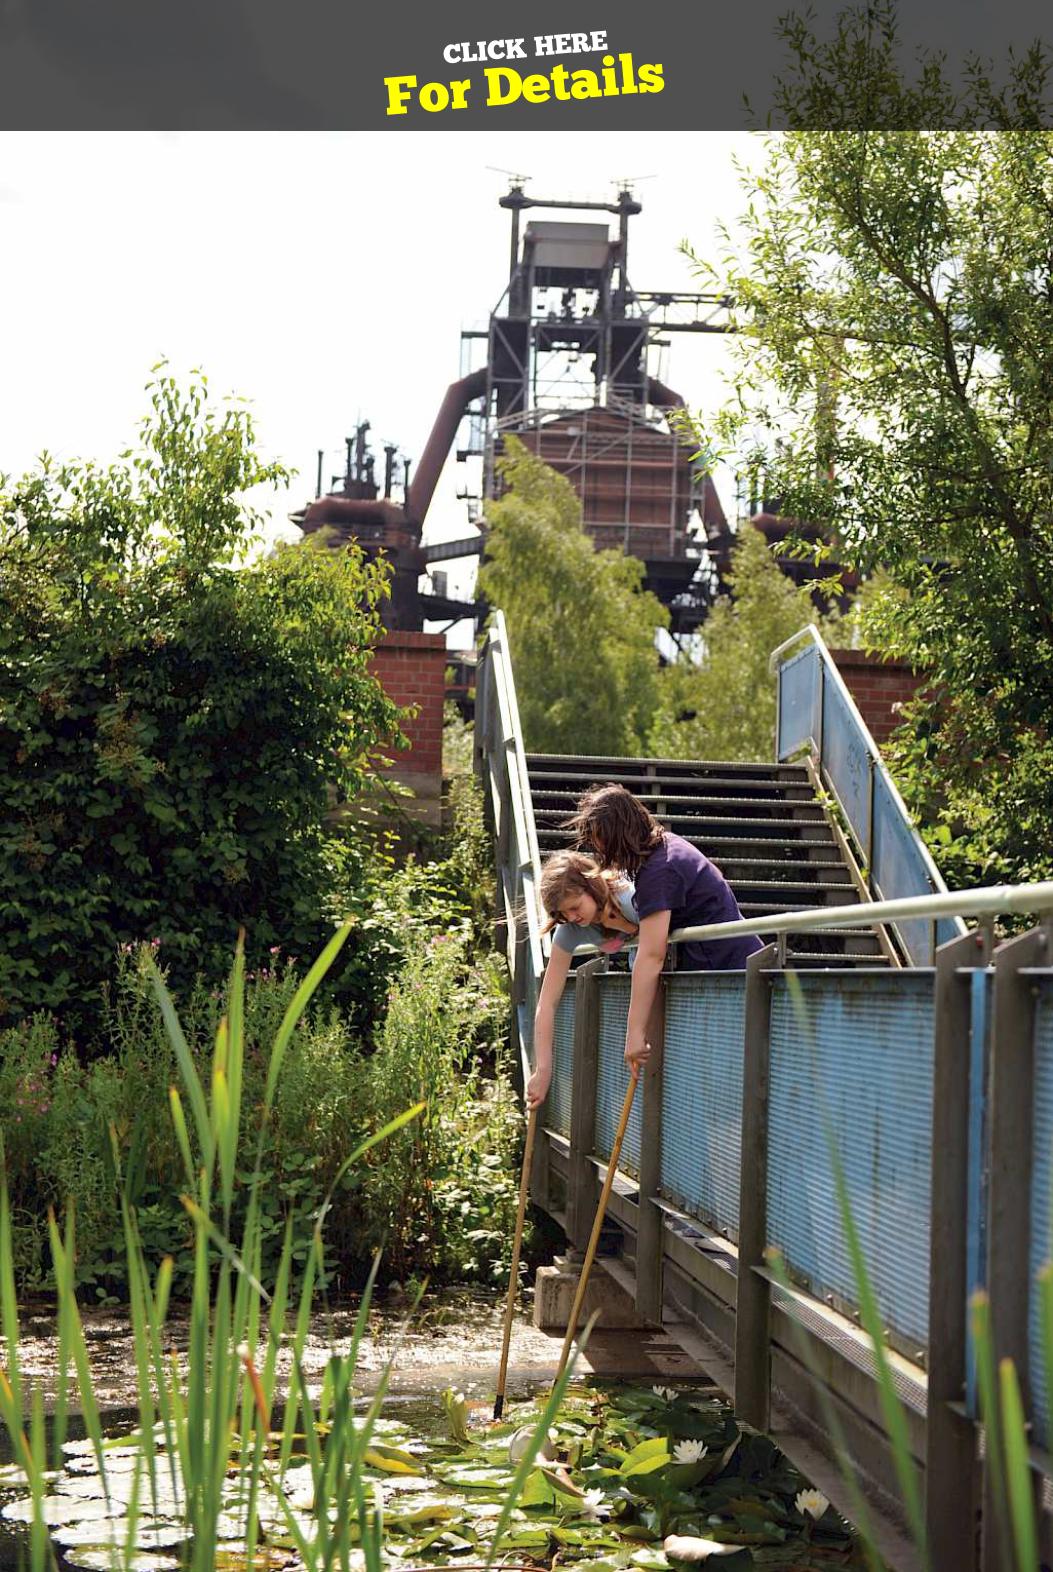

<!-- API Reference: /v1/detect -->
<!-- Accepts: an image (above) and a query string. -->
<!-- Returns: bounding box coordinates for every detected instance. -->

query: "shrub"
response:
[0,370,401,1038]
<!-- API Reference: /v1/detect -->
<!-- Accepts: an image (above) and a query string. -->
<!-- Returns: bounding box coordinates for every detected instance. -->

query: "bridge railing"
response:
[770,624,964,965]
[536,883,1053,1572]
[474,611,545,1081]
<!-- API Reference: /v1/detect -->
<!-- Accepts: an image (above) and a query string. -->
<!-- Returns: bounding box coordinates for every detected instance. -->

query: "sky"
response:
[0,130,760,640]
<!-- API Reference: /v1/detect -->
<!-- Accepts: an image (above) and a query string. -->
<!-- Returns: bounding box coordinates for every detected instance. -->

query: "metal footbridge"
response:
[475,611,1053,1572]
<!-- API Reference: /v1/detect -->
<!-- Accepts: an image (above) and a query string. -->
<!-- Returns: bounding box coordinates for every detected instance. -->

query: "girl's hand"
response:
[624,1029,651,1072]
[526,1061,553,1109]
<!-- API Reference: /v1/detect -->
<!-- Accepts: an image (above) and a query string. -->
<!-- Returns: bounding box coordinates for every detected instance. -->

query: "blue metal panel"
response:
[596,977,642,1176]
[661,974,747,1238]
[1028,976,1053,1444]
[821,675,871,842]
[776,644,818,761]
[965,968,991,1418]
[548,991,575,1139]
[871,770,935,965]
[767,971,935,1353]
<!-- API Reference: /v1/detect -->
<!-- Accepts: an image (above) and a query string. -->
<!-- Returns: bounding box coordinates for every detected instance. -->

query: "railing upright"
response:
[926,928,991,1572]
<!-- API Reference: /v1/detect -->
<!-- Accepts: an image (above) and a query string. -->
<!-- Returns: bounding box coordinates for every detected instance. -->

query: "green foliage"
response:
[696,107,1053,881]
[0,754,514,1297]
[0,370,401,1034]
[649,528,833,763]
[478,438,668,756]
[357,928,515,1282]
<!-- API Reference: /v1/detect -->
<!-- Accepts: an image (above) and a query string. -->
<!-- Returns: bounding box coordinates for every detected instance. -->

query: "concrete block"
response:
[532,1260,650,1331]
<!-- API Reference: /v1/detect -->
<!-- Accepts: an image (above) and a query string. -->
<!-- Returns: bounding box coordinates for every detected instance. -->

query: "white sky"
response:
[0,130,761,641]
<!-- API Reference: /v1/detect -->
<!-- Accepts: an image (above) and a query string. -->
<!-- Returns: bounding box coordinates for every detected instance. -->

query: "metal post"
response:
[635,975,667,1323]
[734,943,778,1430]
[866,755,876,892]
[981,922,1050,1572]
[926,928,990,1572]
[567,959,604,1252]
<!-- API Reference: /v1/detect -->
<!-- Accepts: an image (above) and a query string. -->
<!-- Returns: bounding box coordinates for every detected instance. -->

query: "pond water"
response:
[0,1293,868,1570]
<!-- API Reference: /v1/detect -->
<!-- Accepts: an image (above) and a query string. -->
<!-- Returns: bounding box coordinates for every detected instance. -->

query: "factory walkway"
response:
[474,611,1053,1572]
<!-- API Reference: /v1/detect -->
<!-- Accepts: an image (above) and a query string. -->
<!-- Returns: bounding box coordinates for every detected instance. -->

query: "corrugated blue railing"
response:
[597,978,642,1175]
[767,971,935,1354]
[772,626,965,964]
[1029,975,1053,1444]
[549,992,576,1140]
[661,973,747,1239]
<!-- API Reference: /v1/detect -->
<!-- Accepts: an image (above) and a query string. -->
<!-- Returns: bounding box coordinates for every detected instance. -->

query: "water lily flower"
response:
[507,1426,556,1464]
[651,1384,678,1402]
[795,1487,830,1520]
[672,1438,708,1464]
[580,1487,609,1521]
[663,1533,741,1560]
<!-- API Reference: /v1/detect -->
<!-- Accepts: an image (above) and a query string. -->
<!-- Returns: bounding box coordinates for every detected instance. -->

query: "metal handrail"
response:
[769,623,964,961]
[567,879,1053,957]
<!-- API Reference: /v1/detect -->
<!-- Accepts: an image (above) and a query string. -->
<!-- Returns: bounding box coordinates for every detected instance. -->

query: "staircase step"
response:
[785,952,892,969]
[527,767,810,794]
[538,815,835,841]
[709,857,853,882]
[527,752,809,774]
[532,791,823,817]
[732,882,862,905]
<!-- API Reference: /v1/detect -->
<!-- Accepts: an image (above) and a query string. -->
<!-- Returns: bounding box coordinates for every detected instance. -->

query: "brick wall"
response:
[827,647,926,746]
[369,629,447,778]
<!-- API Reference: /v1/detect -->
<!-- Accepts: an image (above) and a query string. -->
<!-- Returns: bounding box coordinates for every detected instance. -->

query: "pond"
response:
[0,1295,867,1572]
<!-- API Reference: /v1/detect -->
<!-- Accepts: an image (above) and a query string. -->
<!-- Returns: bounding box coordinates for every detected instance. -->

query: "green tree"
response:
[649,526,832,763]
[695,109,1053,881]
[477,437,668,755]
[0,371,401,1032]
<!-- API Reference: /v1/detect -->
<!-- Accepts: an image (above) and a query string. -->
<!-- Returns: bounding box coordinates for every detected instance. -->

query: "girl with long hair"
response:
[564,783,762,1075]
[526,850,638,1109]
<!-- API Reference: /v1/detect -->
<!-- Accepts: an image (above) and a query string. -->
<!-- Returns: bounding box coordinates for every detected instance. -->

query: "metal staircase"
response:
[526,753,895,967]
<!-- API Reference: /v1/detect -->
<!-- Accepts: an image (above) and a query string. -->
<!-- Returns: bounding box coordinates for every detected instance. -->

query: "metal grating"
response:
[1029,975,1053,1443]
[767,971,935,1354]
[596,976,642,1176]
[548,991,576,1138]
[661,973,747,1238]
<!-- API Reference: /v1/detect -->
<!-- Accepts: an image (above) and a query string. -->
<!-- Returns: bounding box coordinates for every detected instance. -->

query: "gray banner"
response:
[0,0,1048,129]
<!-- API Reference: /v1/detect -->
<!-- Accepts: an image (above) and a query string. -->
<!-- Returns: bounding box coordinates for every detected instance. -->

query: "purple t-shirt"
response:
[634,832,763,971]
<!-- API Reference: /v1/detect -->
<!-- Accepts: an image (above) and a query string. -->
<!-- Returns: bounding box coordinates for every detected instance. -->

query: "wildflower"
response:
[651,1384,678,1402]
[672,1438,708,1464]
[269,945,280,955]
[663,1534,740,1560]
[579,1487,609,1521]
[795,1488,829,1520]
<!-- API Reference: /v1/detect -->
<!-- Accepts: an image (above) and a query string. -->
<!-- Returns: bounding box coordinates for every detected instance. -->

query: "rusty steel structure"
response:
[454,183,736,632]
[292,183,740,635]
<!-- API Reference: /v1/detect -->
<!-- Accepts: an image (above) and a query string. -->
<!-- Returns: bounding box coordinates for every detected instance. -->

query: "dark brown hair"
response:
[562,784,665,877]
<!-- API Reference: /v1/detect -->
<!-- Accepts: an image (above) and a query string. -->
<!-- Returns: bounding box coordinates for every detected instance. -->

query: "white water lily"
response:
[651,1384,678,1402]
[663,1533,741,1560]
[672,1438,708,1464]
[580,1487,610,1521]
[795,1487,830,1520]
[507,1426,556,1464]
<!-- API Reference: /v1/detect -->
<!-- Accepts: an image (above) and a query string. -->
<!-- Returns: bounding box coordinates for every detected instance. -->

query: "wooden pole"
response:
[493,1105,538,1419]
[554,1068,640,1384]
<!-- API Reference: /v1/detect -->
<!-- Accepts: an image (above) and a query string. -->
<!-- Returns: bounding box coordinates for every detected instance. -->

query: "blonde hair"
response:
[538,851,625,937]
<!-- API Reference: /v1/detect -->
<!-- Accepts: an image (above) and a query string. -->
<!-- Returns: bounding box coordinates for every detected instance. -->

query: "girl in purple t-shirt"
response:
[565,783,762,1075]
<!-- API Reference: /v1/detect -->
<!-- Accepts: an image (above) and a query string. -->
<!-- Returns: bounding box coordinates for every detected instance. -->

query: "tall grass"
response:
[0,925,561,1572]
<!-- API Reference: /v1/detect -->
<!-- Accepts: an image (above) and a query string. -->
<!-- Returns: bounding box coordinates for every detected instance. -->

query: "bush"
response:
[0,370,401,1038]
[0,728,520,1299]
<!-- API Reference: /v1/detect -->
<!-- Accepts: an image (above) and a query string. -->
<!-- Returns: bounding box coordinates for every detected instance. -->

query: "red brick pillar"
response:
[367,631,448,824]
[826,648,926,747]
